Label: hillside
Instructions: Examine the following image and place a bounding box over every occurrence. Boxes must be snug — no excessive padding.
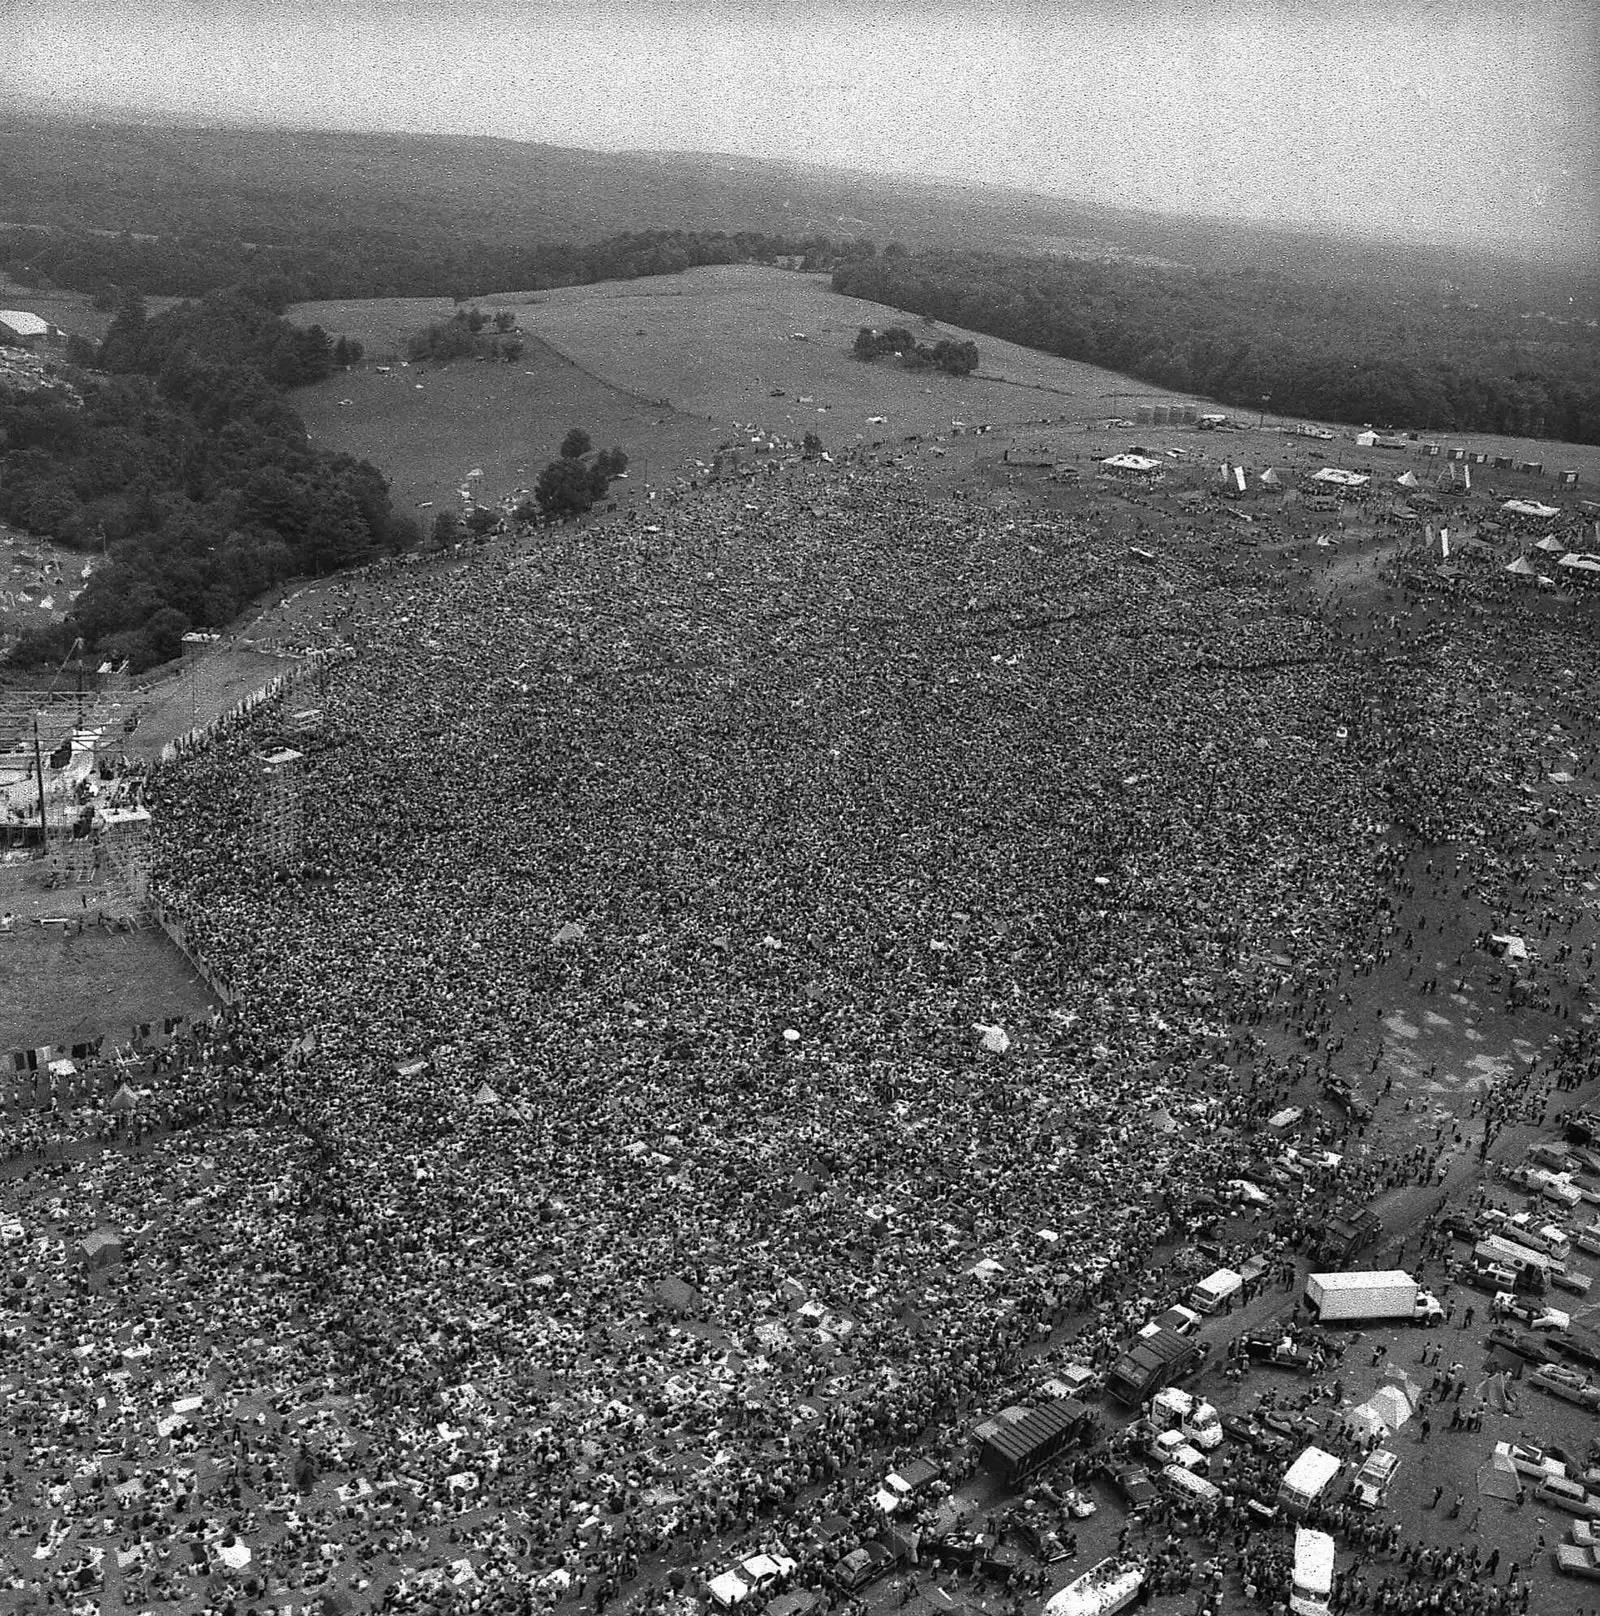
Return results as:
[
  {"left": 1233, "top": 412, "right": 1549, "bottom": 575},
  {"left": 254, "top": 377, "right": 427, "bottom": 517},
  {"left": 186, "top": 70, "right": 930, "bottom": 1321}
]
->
[{"left": 3, "top": 118, "right": 1592, "bottom": 302}]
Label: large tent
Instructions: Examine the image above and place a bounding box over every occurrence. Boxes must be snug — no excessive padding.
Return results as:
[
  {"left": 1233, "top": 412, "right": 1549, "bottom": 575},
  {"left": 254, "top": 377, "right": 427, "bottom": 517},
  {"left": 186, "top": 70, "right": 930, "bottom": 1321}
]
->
[{"left": 1309, "top": 467, "right": 1370, "bottom": 490}]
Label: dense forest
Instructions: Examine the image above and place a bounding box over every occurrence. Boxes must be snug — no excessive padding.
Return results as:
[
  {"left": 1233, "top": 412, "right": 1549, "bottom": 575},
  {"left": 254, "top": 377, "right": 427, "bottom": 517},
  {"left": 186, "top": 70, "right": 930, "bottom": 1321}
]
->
[
  {"left": 0, "top": 222, "right": 873, "bottom": 305},
  {"left": 2, "top": 286, "right": 410, "bottom": 670},
  {"left": 834, "top": 253, "right": 1600, "bottom": 445}
]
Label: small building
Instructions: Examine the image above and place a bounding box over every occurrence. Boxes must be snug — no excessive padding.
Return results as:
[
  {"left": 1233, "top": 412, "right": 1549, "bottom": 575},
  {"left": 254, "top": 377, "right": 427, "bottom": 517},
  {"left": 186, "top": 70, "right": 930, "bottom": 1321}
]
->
[{"left": 0, "top": 310, "right": 62, "bottom": 348}]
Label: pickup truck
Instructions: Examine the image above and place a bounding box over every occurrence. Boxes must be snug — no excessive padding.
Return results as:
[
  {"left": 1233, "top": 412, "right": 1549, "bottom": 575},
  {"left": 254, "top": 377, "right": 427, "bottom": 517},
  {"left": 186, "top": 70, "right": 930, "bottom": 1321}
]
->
[
  {"left": 1488, "top": 1325, "right": 1561, "bottom": 1365},
  {"left": 1239, "top": 1334, "right": 1318, "bottom": 1372}
]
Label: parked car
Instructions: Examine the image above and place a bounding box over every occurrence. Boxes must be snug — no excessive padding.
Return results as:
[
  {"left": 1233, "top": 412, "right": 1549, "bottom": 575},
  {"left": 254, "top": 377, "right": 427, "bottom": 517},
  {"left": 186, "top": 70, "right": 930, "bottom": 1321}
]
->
[
  {"left": 1495, "top": 1440, "right": 1571, "bottom": 1481},
  {"left": 1458, "top": 1261, "right": 1519, "bottom": 1295},
  {"left": 1008, "top": 1511, "right": 1072, "bottom": 1564},
  {"left": 1531, "top": 1365, "right": 1600, "bottom": 1411},
  {"left": 1219, "top": 1413, "right": 1287, "bottom": 1455},
  {"left": 1556, "top": 1543, "right": 1600, "bottom": 1579},
  {"left": 1141, "top": 1427, "right": 1206, "bottom": 1472},
  {"left": 1559, "top": 1332, "right": 1600, "bottom": 1372},
  {"left": 1494, "top": 1293, "right": 1571, "bottom": 1332},
  {"left": 831, "top": 1544, "right": 894, "bottom": 1593},
  {"left": 1102, "top": 1463, "right": 1157, "bottom": 1512},
  {"left": 1487, "top": 1326, "right": 1561, "bottom": 1366},
  {"left": 1436, "top": 1210, "right": 1481, "bottom": 1241}
]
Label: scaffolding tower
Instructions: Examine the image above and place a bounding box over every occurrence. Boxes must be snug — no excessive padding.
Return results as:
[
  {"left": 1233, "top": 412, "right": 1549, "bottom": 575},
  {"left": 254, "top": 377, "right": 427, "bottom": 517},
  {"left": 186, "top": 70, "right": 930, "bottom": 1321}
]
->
[
  {"left": 98, "top": 805, "right": 153, "bottom": 920},
  {"left": 256, "top": 749, "right": 304, "bottom": 872}
]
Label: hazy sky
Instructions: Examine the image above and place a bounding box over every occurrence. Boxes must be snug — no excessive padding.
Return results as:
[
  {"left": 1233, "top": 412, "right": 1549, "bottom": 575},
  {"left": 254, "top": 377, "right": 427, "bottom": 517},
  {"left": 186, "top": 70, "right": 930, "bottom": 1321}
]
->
[{"left": 8, "top": 0, "right": 1600, "bottom": 250}]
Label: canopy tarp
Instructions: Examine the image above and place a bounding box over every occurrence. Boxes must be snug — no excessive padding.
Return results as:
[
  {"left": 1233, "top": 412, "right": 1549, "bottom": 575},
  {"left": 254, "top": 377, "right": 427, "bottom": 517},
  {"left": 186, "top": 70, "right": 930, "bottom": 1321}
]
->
[
  {"left": 1502, "top": 499, "right": 1560, "bottom": 518},
  {"left": 1476, "top": 1454, "right": 1522, "bottom": 1501}
]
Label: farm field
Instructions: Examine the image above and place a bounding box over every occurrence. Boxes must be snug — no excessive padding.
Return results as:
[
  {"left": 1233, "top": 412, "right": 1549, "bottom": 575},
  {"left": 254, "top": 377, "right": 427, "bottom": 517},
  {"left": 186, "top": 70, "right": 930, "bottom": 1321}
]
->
[{"left": 290, "top": 318, "right": 725, "bottom": 516}]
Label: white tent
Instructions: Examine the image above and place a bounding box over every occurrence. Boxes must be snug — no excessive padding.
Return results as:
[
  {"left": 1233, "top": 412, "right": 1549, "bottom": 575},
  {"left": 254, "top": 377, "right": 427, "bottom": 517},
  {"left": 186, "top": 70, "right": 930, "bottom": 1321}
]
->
[
  {"left": 1504, "top": 556, "right": 1537, "bottom": 577},
  {"left": 1535, "top": 536, "right": 1566, "bottom": 553},
  {"left": 1310, "top": 467, "right": 1369, "bottom": 489},
  {"left": 1355, "top": 430, "right": 1380, "bottom": 447},
  {"left": 1503, "top": 499, "right": 1560, "bottom": 519},
  {"left": 1396, "top": 471, "right": 1419, "bottom": 488},
  {"left": 1259, "top": 468, "right": 1281, "bottom": 488}
]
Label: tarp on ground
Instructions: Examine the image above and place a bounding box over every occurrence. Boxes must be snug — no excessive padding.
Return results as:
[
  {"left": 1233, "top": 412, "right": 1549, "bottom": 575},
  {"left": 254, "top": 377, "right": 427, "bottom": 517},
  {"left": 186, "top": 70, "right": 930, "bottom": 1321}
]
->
[{"left": 1476, "top": 1453, "right": 1523, "bottom": 1501}]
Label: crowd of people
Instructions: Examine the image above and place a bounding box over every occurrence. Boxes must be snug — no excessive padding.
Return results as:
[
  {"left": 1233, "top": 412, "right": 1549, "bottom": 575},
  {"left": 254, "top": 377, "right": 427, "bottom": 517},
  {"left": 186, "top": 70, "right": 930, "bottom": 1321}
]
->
[{"left": 2, "top": 453, "right": 1598, "bottom": 1616}]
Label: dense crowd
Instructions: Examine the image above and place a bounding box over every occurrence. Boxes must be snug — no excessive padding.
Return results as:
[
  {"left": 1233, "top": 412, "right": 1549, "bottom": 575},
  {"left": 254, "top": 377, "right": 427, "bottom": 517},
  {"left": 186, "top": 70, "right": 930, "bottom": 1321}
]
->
[{"left": 2, "top": 457, "right": 1598, "bottom": 1616}]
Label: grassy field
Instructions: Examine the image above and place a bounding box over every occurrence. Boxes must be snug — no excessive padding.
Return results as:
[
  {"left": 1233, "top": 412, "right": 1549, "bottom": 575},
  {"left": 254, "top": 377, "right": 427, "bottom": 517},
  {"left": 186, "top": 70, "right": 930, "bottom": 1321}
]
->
[
  {"left": 291, "top": 267, "right": 1600, "bottom": 510},
  {"left": 0, "top": 894, "right": 216, "bottom": 1054},
  {"left": 289, "top": 310, "right": 726, "bottom": 515}
]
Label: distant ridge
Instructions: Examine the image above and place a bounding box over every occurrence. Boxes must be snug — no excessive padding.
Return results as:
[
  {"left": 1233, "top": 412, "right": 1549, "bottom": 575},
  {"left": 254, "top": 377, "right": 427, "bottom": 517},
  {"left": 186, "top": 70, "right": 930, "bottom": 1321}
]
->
[{"left": 0, "top": 112, "right": 1592, "bottom": 285}]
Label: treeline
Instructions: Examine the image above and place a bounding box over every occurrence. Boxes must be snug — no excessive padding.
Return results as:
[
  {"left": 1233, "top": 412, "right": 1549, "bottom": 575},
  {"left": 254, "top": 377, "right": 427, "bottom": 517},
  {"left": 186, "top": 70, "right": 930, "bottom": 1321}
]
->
[
  {"left": 0, "top": 225, "right": 878, "bottom": 305},
  {"left": 3, "top": 286, "right": 409, "bottom": 671},
  {"left": 833, "top": 253, "right": 1600, "bottom": 445}
]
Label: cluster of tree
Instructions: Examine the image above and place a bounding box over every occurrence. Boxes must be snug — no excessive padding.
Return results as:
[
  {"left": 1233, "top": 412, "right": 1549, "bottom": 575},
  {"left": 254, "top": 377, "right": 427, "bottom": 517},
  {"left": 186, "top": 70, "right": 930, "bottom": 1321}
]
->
[
  {"left": 3, "top": 287, "right": 407, "bottom": 672},
  {"left": 95, "top": 284, "right": 360, "bottom": 387},
  {"left": 406, "top": 307, "right": 523, "bottom": 364},
  {"left": 0, "top": 222, "right": 879, "bottom": 307},
  {"left": 851, "top": 326, "right": 979, "bottom": 376},
  {"left": 530, "top": 429, "right": 629, "bottom": 520},
  {"left": 833, "top": 253, "right": 1600, "bottom": 445}
]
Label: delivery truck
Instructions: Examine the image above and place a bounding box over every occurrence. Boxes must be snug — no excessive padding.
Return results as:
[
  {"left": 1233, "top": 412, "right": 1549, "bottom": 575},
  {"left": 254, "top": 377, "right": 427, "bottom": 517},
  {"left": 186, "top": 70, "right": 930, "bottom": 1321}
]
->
[{"left": 1304, "top": 1270, "right": 1444, "bottom": 1325}]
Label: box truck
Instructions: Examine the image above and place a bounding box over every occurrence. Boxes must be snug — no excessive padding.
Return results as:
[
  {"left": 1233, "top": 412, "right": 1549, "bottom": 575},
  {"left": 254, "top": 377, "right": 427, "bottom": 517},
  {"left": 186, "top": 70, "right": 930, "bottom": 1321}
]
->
[
  {"left": 1105, "top": 1328, "right": 1208, "bottom": 1405},
  {"left": 1304, "top": 1271, "right": 1443, "bottom": 1325}
]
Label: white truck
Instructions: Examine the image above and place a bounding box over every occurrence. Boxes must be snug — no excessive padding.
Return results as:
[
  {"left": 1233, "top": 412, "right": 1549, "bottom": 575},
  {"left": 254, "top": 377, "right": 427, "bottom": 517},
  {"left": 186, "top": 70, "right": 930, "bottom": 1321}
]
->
[
  {"left": 1289, "top": 1528, "right": 1334, "bottom": 1616},
  {"left": 1304, "top": 1270, "right": 1443, "bottom": 1325},
  {"left": 1187, "top": 1267, "right": 1243, "bottom": 1314},
  {"left": 1150, "top": 1386, "right": 1223, "bottom": 1450},
  {"left": 1279, "top": 1447, "right": 1342, "bottom": 1517}
]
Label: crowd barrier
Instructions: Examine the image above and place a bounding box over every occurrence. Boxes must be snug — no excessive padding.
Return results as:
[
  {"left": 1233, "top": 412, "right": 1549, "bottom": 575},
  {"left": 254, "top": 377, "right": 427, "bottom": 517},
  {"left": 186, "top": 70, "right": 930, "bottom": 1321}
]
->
[{"left": 150, "top": 902, "right": 237, "bottom": 1009}]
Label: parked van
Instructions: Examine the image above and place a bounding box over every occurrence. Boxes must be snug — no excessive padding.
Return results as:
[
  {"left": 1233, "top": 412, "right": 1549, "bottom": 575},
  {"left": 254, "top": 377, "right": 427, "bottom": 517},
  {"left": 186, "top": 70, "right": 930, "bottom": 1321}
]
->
[
  {"left": 1289, "top": 1528, "right": 1334, "bottom": 1616},
  {"left": 1278, "top": 1447, "right": 1342, "bottom": 1518},
  {"left": 1351, "top": 1449, "right": 1400, "bottom": 1510},
  {"left": 1158, "top": 1464, "right": 1221, "bottom": 1508},
  {"left": 1188, "top": 1268, "right": 1244, "bottom": 1315}
]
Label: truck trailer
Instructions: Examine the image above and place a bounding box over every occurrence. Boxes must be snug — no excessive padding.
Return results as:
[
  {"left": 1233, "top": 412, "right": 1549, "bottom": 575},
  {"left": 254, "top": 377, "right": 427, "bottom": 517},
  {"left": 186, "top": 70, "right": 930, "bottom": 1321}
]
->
[
  {"left": 1304, "top": 1270, "right": 1443, "bottom": 1325},
  {"left": 1105, "top": 1328, "right": 1208, "bottom": 1406}
]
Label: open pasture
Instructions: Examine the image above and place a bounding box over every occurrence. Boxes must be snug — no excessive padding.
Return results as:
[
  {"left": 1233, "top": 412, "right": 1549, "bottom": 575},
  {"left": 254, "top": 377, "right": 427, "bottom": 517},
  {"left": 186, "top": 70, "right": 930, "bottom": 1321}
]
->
[
  {"left": 510, "top": 263, "right": 1221, "bottom": 439},
  {"left": 290, "top": 316, "right": 724, "bottom": 514}
]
